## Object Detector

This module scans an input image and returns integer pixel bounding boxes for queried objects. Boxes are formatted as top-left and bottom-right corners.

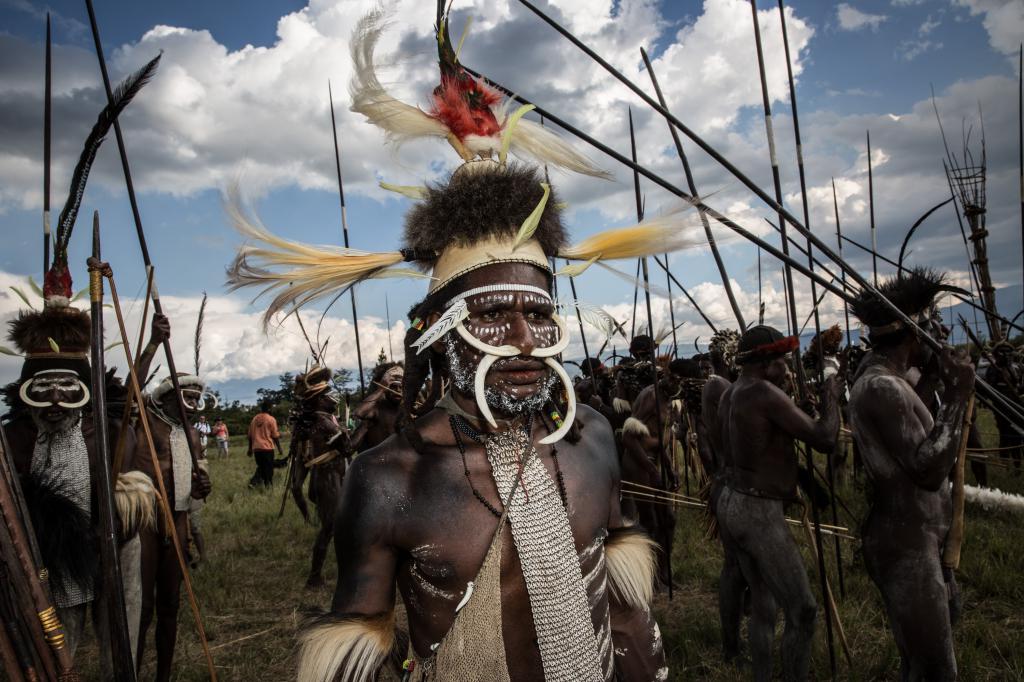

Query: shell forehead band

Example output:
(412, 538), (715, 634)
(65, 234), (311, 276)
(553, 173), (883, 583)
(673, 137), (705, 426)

(444, 284), (552, 310)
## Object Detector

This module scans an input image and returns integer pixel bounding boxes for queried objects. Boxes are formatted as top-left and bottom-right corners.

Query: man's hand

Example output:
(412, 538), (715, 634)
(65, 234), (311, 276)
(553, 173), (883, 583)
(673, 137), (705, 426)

(938, 347), (975, 398)
(246, 447), (253, 458)
(150, 314), (171, 346)
(191, 469), (211, 499)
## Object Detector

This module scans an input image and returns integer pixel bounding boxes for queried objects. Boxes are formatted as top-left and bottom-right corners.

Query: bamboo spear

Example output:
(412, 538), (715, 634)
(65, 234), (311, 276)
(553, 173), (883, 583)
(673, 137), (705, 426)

(83, 0), (204, 477)
(777, 0), (845, 598)
(832, 180), (853, 348)
(328, 81), (366, 396)
(102, 265), (218, 681)
(867, 131), (878, 287)
(630, 109), (672, 599)
(640, 47), (745, 330)
(749, 1), (835, 671)
(87, 215), (135, 681)
(43, 13), (51, 276)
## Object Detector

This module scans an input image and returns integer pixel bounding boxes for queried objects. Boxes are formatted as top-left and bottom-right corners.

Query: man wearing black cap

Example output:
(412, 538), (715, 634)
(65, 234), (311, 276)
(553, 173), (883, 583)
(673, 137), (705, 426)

(716, 325), (841, 681)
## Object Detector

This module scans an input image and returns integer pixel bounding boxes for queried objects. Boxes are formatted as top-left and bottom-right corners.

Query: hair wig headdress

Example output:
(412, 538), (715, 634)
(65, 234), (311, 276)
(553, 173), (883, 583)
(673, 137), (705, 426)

(849, 267), (964, 339)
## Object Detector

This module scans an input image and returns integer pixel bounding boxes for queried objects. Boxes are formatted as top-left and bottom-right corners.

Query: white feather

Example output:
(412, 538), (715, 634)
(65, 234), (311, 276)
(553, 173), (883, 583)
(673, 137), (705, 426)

(413, 299), (468, 353)
(511, 117), (611, 179)
(349, 9), (448, 142)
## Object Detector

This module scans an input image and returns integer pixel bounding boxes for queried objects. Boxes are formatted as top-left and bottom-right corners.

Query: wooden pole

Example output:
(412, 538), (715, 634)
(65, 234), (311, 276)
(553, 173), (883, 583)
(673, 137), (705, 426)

(750, 0), (835, 671)
(103, 268), (218, 681)
(43, 13), (51, 277)
(87, 215), (136, 681)
(943, 394), (976, 570)
(328, 81), (366, 396)
(640, 47), (746, 330)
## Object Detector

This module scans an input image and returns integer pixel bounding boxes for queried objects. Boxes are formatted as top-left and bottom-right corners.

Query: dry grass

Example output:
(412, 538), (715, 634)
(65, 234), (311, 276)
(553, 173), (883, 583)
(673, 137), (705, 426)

(74, 410), (1024, 680)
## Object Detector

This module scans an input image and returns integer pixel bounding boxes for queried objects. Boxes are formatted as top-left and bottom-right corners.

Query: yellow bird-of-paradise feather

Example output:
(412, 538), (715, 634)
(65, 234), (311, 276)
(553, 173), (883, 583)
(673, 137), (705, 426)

(512, 182), (550, 250)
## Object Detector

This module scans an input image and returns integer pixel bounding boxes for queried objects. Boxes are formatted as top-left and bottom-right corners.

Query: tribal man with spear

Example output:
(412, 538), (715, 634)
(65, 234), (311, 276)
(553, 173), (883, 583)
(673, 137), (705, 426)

(848, 268), (975, 680)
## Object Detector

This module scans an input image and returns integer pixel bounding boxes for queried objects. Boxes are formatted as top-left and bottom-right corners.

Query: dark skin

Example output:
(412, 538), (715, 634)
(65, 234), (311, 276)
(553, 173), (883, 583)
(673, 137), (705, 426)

(720, 355), (840, 499)
(849, 334), (974, 681)
(132, 315), (210, 682)
(330, 263), (665, 680)
(701, 360), (747, 661)
(621, 373), (682, 587)
(351, 372), (403, 453)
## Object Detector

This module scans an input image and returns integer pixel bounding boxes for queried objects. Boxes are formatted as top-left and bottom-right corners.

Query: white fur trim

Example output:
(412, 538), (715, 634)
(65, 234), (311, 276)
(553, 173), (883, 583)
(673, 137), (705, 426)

(965, 485), (1024, 515)
(612, 397), (632, 415)
(605, 528), (658, 609)
(296, 613), (394, 682)
(622, 417), (650, 438)
(115, 471), (157, 538)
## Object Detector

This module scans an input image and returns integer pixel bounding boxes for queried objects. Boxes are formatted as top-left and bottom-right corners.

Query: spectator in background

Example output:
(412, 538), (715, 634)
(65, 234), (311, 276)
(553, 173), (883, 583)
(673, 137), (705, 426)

(193, 415), (212, 454)
(248, 402), (283, 489)
(212, 418), (230, 458)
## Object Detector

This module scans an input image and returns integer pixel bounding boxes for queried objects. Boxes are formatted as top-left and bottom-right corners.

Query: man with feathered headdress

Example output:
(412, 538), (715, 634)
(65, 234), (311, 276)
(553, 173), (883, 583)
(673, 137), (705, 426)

(285, 363), (348, 588)
(0, 52), (160, 671)
(847, 268), (975, 679)
(221, 3), (750, 675)
(716, 324), (841, 680)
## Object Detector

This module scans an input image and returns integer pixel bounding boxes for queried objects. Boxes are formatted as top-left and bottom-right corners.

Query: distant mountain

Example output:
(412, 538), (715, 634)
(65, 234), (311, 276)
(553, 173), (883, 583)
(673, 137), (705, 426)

(208, 375), (279, 405)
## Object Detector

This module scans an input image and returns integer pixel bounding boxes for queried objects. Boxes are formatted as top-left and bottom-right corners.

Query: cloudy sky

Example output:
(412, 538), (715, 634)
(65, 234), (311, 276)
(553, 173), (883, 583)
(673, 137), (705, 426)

(1, 0), (1021, 402)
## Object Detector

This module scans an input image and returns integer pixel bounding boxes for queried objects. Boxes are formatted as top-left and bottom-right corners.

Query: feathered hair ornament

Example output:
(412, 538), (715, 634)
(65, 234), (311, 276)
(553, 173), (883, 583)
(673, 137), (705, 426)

(45, 53), (161, 302)
(349, 4), (608, 177)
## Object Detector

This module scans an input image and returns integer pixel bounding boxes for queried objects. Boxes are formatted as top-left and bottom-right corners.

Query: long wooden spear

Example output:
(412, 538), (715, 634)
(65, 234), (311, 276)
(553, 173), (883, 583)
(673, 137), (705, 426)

(630, 109), (673, 599)
(1019, 44), (1023, 295)
(82, 0), (203, 476)
(777, 0), (845, 599)
(328, 81), (366, 396)
(462, 66), (851, 303)
(832, 180), (853, 347)
(87, 214), (136, 681)
(640, 47), (746, 329)
(43, 13), (52, 276)
(102, 264), (218, 681)
(749, 1), (835, 672)
(867, 131), (878, 287)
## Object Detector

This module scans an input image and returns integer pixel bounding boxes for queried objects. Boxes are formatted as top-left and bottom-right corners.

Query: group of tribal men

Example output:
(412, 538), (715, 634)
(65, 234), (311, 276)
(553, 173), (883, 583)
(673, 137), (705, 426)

(3, 177), (1016, 682)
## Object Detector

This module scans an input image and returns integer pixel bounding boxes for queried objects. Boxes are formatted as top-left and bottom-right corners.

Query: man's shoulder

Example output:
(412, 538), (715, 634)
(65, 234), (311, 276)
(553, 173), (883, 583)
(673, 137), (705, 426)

(347, 429), (421, 489)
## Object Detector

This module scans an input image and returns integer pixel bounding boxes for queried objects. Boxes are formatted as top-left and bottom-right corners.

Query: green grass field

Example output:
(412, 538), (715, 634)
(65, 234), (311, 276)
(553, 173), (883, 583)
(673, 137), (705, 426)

(75, 410), (1024, 680)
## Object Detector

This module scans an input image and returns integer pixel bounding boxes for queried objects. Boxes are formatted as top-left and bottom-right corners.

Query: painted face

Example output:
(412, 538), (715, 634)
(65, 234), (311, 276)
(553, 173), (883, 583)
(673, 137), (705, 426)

(22, 370), (88, 432)
(442, 262), (559, 416)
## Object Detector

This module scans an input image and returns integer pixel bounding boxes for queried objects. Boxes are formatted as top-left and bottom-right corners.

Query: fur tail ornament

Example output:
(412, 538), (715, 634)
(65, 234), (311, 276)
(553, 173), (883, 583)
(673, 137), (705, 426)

(605, 527), (658, 609)
(115, 470), (158, 539)
(297, 612), (396, 682)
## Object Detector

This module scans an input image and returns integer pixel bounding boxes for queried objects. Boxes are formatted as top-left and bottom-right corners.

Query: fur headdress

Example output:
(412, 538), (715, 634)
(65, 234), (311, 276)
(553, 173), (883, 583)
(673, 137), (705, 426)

(708, 329), (740, 373)
(849, 267), (949, 340)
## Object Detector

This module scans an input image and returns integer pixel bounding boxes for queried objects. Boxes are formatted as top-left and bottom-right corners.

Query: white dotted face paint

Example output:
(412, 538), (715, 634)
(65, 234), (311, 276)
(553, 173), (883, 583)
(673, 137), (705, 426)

(445, 334), (557, 417)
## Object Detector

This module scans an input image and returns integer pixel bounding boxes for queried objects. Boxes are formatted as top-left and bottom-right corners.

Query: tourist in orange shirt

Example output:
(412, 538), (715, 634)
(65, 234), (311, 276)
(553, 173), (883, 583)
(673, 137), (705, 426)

(247, 401), (283, 488)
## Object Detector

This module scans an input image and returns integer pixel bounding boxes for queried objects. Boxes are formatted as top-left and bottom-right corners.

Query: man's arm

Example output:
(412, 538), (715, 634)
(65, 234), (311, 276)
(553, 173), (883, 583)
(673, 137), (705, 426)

(862, 350), (974, 491)
(599, 417), (667, 680)
(765, 376), (841, 453)
(246, 418), (254, 457)
(135, 314), (169, 387)
(330, 451), (400, 615)
(296, 449), (401, 682)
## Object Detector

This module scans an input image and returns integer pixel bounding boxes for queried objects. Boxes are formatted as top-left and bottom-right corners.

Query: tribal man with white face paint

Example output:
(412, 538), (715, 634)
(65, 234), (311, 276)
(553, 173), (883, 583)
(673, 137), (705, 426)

(2, 301), (153, 671)
(227, 154), (715, 680)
